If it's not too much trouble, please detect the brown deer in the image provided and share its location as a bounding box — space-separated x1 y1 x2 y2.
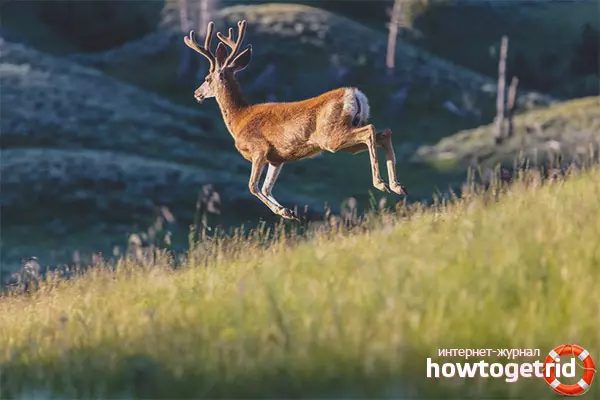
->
184 20 407 220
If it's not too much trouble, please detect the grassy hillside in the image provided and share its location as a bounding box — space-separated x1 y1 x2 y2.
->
1 166 599 398
414 96 600 170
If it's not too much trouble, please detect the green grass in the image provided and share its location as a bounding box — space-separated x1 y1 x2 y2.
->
2 166 600 398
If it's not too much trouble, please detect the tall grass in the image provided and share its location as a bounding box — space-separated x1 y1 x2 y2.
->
1 167 599 398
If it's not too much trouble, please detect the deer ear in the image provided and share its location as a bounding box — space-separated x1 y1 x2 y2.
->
230 45 252 73
215 42 228 67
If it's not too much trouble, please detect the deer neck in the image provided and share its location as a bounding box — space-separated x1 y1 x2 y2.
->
215 80 248 138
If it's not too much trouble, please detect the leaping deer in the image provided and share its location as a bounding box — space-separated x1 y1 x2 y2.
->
184 20 408 220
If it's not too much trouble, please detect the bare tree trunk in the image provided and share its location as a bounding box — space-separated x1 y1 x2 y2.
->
195 0 212 80
386 0 402 76
506 76 519 138
199 0 210 37
494 35 508 144
177 0 192 81
179 0 189 33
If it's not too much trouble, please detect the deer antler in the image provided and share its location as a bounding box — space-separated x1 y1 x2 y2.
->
216 20 248 67
184 21 216 72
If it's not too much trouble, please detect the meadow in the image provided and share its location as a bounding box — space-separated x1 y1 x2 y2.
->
1 166 599 398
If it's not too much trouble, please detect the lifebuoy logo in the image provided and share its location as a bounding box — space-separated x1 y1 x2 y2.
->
543 344 596 396
429 343 596 397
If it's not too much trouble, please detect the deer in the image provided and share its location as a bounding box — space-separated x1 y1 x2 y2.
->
184 20 408 221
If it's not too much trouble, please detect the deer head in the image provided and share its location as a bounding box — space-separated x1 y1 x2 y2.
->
184 20 253 103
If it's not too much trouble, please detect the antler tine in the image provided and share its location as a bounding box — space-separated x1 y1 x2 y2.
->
216 20 248 67
216 27 235 48
204 21 214 51
184 22 216 72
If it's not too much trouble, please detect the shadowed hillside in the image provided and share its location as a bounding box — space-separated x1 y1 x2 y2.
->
4 0 595 99
0 38 324 271
71 3 556 143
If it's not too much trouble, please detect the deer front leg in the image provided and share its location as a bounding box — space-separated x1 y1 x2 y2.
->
248 158 298 221
261 163 283 207
379 129 408 195
261 163 299 220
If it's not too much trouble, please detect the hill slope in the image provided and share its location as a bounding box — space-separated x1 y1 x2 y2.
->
414 96 600 170
1 167 599 398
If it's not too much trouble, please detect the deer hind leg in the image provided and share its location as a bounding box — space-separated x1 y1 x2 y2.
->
326 124 390 193
358 125 391 193
340 131 389 155
248 157 298 221
339 129 408 195
340 143 368 155
379 129 408 195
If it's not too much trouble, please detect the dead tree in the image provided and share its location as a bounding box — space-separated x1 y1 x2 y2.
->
178 0 190 35
506 76 519 138
198 0 210 33
494 35 508 144
195 0 213 80
177 0 192 81
386 0 403 77
494 35 520 143
178 0 217 82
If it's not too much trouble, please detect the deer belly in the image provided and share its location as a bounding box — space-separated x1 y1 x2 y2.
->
234 143 254 162
267 144 322 163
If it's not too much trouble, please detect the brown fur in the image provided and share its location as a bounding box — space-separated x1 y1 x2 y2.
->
184 20 408 220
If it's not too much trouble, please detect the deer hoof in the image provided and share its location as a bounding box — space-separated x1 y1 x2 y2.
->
390 182 408 196
374 180 391 193
279 208 299 221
